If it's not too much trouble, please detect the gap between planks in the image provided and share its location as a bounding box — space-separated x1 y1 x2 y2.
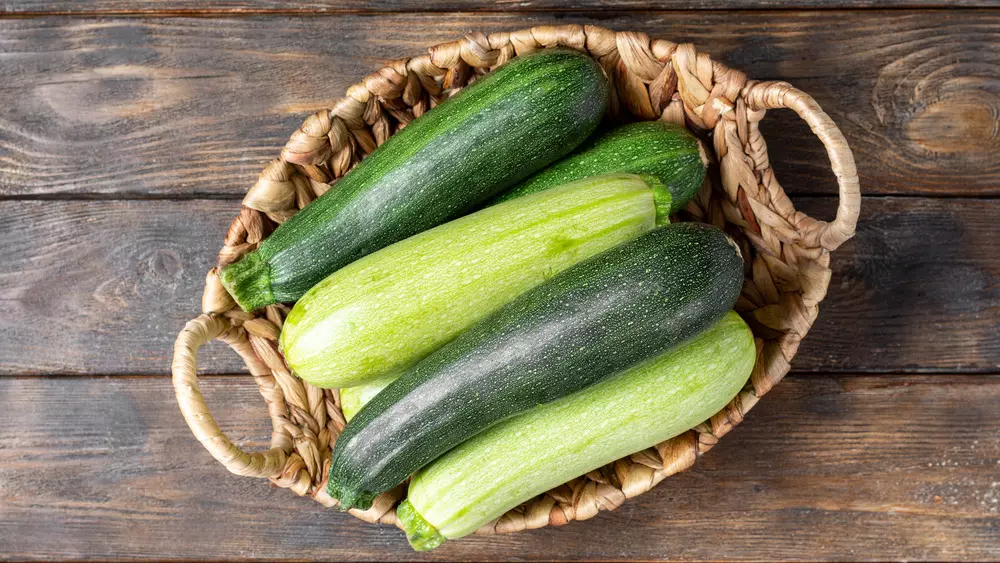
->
0 372 986 378
2 7 998 19
0 193 997 202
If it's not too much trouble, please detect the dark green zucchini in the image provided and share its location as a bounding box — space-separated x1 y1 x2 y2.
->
327 222 744 510
220 48 610 311
489 121 707 213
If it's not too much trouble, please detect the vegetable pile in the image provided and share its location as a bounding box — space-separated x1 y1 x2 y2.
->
221 48 755 551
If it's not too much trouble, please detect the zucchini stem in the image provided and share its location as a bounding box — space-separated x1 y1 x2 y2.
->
328 482 377 512
397 499 447 551
637 173 673 227
218 251 275 312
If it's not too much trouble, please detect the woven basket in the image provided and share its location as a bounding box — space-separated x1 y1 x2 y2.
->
172 25 860 535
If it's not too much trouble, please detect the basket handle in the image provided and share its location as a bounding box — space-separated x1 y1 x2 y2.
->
743 81 861 251
172 314 288 478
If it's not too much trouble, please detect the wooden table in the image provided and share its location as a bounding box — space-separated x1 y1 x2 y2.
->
1 1 998 561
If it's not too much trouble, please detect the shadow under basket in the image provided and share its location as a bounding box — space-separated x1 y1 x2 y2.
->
171 25 860 535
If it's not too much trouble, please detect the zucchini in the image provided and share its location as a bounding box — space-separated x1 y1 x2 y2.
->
220 48 610 311
490 121 707 213
399 311 755 550
280 173 672 388
327 222 744 511
340 375 396 422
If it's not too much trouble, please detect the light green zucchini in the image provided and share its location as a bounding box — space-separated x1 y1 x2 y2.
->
340 375 396 422
398 311 755 550
280 173 671 389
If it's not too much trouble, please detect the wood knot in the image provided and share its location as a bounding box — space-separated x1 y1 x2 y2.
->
906 91 1000 155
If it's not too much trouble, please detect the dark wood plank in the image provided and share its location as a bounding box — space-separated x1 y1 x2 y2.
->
1 197 997 376
1 12 998 198
0 374 997 561
0 1 992 14
794 197 1000 373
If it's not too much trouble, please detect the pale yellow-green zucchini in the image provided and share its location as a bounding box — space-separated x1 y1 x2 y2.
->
398 312 755 550
340 375 396 421
280 173 670 388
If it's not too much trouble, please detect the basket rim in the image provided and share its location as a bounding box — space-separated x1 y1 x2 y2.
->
172 23 860 539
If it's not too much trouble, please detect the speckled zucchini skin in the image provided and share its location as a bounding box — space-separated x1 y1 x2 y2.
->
220 48 610 311
280 173 667 389
490 121 707 213
400 311 756 549
327 222 744 511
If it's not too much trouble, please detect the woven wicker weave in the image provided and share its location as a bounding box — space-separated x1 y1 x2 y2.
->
172 25 860 535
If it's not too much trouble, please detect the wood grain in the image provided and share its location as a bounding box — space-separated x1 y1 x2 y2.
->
793 197 1000 373
1 197 997 376
1 13 998 198
0 200 233 376
0 374 996 561
0 0 993 14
